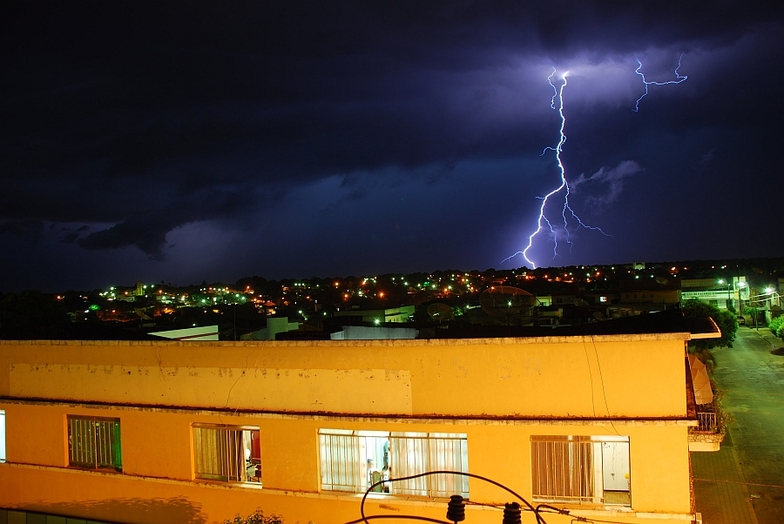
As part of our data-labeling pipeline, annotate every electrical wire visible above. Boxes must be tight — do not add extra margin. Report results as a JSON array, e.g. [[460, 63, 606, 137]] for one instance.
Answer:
[[582, 340, 597, 417], [346, 469, 655, 524], [590, 336, 622, 437], [350, 470, 548, 524], [344, 516, 451, 524]]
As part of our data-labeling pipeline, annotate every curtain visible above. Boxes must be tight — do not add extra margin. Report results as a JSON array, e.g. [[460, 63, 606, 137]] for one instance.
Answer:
[[193, 426, 228, 481], [531, 439, 594, 501], [389, 436, 428, 496], [319, 432, 361, 491], [428, 436, 469, 497]]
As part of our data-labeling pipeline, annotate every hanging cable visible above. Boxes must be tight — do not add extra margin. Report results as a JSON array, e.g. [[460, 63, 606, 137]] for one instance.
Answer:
[[353, 469, 548, 524], [344, 517, 451, 524]]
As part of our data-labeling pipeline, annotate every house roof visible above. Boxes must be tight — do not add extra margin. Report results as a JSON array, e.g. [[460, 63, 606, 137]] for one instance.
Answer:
[[437, 308, 720, 340]]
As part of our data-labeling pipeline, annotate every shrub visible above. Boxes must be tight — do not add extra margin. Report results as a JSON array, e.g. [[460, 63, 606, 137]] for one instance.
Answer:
[[223, 510, 283, 524], [768, 316, 784, 339], [682, 299, 738, 349]]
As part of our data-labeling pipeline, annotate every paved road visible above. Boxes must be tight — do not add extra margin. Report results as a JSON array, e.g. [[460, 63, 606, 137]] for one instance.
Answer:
[[711, 327, 784, 524]]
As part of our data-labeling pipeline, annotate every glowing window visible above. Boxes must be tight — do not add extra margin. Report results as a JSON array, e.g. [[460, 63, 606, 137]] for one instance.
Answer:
[[318, 429, 468, 498], [193, 424, 261, 484], [531, 435, 630, 506]]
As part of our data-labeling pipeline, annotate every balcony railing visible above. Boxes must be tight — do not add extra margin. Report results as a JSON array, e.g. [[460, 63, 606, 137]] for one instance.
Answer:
[[694, 411, 718, 433]]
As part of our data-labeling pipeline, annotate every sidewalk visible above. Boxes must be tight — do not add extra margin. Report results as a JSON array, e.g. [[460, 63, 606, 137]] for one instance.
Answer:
[[692, 434, 758, 524], [749, 326, 781, 348]]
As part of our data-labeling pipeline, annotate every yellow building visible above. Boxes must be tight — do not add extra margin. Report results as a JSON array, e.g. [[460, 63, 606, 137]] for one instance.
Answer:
[[0, 324, 706, 523]]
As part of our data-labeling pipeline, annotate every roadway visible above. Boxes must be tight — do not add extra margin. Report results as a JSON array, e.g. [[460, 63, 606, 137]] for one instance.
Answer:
[[710, 326, 784, 524]]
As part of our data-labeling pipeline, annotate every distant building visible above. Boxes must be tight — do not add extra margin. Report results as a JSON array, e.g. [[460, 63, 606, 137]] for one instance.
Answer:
[[332, 305, 415, 323], [149, 325, 220, 341], [240, 317, 300, 341], [329, 325, 418, 340], [680, 276, 748, 311]]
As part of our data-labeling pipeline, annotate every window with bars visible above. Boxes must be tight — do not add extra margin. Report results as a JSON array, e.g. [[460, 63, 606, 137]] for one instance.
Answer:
[[318, 429, 469, 498], [67, 416, 122, 471], [192, 424, 261, 484], [531, 435, 630, 506]]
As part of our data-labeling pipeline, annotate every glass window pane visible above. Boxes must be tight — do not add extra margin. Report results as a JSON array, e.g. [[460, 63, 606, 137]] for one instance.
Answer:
[[531, 435, 628, 505], [193, 425, 260, 484], [319, 429, 468, 498]]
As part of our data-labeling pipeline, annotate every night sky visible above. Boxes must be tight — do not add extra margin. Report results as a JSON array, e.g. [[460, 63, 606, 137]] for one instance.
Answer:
[[2, 2, 782, 292]]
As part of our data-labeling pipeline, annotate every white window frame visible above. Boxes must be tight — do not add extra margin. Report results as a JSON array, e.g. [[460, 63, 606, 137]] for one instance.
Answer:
[[192, 424, 261, 484], [531, 435, 630, 506], [318, 429, 469, 498], [0, 409, 6, 463], [67, 415, 122, 471]]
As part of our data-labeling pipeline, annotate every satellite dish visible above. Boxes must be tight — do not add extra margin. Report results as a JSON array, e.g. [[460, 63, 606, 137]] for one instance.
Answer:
[[480, 286, 535, 319], [655, 277, 669, 285], [427, 303, 454, 321]]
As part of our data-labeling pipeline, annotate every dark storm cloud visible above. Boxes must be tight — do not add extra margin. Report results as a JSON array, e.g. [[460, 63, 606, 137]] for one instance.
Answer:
[[5, 3, 777, 182], [571, 160, 643, 208], [1, 1, 782, 290], [0, 220, 45, 242], [59, 233, 80, 245], [75, 181, 258, 259], [77, 212, 179, 260]]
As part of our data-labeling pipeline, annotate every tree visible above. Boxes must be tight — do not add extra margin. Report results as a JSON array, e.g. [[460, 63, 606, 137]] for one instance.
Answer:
[[0, 290, 71, 339], [682, 299, 738, 350], [223, 509, 282, 524]]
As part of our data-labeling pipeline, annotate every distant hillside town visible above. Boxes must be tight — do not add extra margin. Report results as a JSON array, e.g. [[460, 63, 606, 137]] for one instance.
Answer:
[[1, 257, 781, 341]]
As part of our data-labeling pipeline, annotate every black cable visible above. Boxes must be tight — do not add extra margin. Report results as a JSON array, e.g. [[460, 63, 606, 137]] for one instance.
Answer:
[[344, 516, 452, 524], [355, 470, 548, 524], [535, 503, 568, 514], [352, 490, 643, 524]]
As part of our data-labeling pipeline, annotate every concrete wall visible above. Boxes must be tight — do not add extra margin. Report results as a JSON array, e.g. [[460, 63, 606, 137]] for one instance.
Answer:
[[0, 335, 689, 418]]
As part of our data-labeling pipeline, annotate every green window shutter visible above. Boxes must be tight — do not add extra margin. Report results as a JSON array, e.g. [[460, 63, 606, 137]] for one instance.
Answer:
[[111, 420, 122, 470]]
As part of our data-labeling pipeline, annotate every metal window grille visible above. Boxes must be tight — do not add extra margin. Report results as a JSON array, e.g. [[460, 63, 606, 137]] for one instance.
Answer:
[[531, 436, 594, 502], [193, 425, 261, 483], [319, 430, 362, 491], [67, 416, 122, 471], [318, 429, 468, 498]]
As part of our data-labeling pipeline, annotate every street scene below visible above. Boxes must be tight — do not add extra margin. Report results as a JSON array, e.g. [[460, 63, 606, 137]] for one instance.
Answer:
[[693, 326, 784, 524]]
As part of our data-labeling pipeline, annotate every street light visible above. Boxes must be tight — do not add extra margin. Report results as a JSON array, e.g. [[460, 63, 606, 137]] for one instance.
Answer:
[[736, 281, 748, 321], [717, 279, 731, 310], [747, 288, 780, 329], [764, 287, 781, 308]]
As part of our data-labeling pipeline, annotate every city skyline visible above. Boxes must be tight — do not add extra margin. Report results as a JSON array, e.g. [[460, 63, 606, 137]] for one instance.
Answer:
[[2, 2, 782, 292]]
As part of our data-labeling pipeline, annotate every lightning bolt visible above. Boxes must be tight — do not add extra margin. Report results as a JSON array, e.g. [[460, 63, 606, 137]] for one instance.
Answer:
[[504, 68, 607, 269], [506, 56, 688, 270], [634, 54, 688, 112]]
